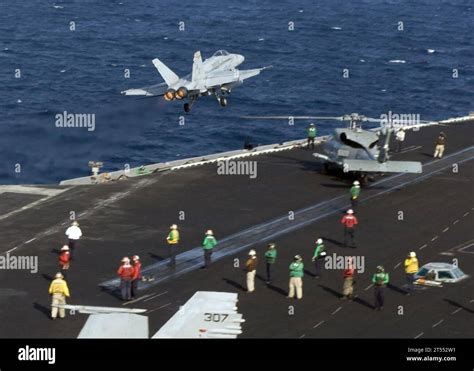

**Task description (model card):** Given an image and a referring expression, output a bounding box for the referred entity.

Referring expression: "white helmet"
[347,209,354,214]
[409,252,416,258]
[132,255,140,261]
[248,250,256,256]
[316,238,323,244]
[61,245,69,251]
[170,224,178,230]
[294,255,302,261]
[72,221,79,226]
[55,272,64,279]
[121,257,130,263]
[206,230,213,235]
[353,181,360,186]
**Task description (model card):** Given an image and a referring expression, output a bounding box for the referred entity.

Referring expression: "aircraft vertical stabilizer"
[152,291,245,338]
[192,51,205,90]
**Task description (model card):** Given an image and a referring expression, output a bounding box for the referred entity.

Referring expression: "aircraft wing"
[121,82,168,97]
[152,291,245,338]
[238,66,271,81]
[205,70,239,88]
[78,313,149,338]
[204,67,270,89]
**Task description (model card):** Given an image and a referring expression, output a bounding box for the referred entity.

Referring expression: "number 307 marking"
[204,313,229,322]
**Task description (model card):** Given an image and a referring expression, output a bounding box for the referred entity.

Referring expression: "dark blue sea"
[0,0,473,183]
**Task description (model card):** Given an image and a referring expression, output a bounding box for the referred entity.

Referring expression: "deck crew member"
[342,257,355,299]
[202,230,217,268]
[288,255,304,299]
[434,132,446,158]
[131,255,142,299]
[307,123,317,150]
[117,257,134,301]
[404,252,419,295]
[246,250,258,293]
[48,272,70,320]
[264,243,277,284]
[312,238,326,278]
[395,128,406,152]
[341,209,358,248]
[59,245,70,277]
[350,181,361,210]
[65,221,82,260]
[372,266,389,311]
[166,224,180,268]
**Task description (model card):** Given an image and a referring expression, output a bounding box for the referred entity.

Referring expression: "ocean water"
[0,0,473,183]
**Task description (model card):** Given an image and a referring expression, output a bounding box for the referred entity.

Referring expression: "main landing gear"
[219,96,227,107]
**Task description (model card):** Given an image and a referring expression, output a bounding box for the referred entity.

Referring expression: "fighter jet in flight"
[122,50,270,112]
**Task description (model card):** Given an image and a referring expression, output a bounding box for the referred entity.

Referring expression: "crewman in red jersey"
[342,257,356,299]
[117,257,134,301]
[341,209,358,248]
[59,245,71,276]
[131,255,142,299]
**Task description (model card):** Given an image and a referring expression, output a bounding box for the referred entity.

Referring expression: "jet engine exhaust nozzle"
[175,87,188,100]
[164,89,176,101]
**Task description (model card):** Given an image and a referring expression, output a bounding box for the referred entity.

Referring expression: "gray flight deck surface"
[0,121,473,338]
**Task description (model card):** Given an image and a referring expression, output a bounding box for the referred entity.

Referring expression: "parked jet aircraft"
[242,113,438,178]
[122,50,269,112]
[56,291,245,338]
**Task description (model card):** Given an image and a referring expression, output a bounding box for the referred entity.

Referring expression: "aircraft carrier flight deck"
[1,118,473,339]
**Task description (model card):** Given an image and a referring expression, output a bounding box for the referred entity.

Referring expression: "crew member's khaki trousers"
[51,293,66,318]
[247,270,256,292]
[434,144,445,158]
[289,277,303,299]
[343,277,354,297]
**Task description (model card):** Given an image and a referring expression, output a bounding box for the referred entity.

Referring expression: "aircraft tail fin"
[192,51,205,85]
[152,291,245,338]
[152,58,180,86]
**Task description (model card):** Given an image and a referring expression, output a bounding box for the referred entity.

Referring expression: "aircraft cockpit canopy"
[213,50,230,57]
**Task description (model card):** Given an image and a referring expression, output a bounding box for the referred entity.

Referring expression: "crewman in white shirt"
[65,221,82,260]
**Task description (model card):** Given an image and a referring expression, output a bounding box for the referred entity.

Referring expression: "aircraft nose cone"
[237,55,245,64]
